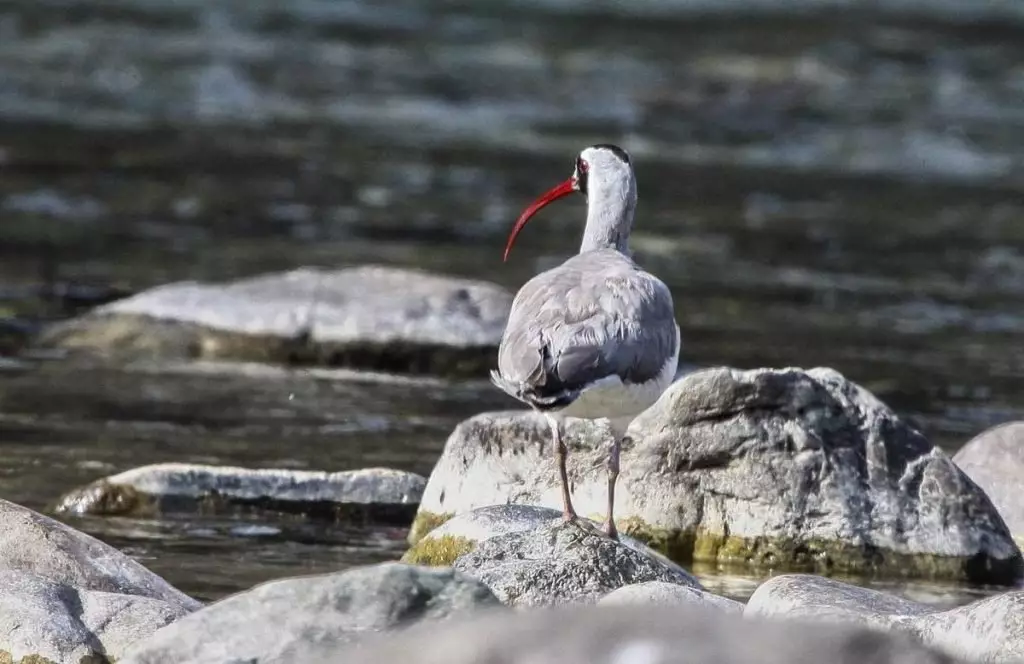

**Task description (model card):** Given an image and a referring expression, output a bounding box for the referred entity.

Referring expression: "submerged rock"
[0,571,192,664]
[37,266,513,376]
[451,518,702,608]
[745,574,1024,662]
[120,563,502,664]
[411,366,1022,583]
[54,462,425,524]
[338,601,957,664]
[599,580,744,613]
[953,421,1024,542]
[0,499,200,610]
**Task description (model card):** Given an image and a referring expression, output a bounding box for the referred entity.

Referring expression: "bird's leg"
[602,435,621,539]
[545,413,576,522]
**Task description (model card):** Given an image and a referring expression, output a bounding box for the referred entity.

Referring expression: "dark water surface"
[1,0,1023,605]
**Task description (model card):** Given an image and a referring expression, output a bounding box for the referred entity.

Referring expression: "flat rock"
[599,580,744,613]
[120,562,503,664]
[745,574,1024,662]
[953,421,1024,541]
[412,367,1022,583]
[37,266,513,376]
[54,462,425,524]
[337,602,959,664]
[0,499,200,611]
[0,570,192,664]
[403,504,697,583]
[451,518,703,608]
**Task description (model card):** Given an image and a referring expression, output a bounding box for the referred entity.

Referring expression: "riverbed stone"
[745,573,1024,662]
[338,601,958,664]
[953,421,1024,543]
[0,499,200,611]
[411,366,1022,583]
[54,462,425,524]
[0,570,192,664]
[119,562,502,664]
[599,580,744,613]
[450,518,703,607]
[36,266,513,376]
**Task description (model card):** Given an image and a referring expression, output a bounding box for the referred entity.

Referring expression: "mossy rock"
[401,535,476,566]
[0,653,111,664]
[409,510,1022,583]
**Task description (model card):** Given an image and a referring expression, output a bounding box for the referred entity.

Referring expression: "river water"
[0,0,1022,606]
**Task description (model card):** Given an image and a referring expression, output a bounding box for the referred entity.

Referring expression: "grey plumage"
[490,248,677,411]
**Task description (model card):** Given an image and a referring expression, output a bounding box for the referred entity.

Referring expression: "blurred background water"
[0,0,1022,605]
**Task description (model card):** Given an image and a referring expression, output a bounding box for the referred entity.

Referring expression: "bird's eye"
[576,158,589,174]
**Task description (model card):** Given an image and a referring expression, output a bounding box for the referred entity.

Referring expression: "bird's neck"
[579,184,636,255]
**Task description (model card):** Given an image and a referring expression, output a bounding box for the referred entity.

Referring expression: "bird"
[490,144,680,539]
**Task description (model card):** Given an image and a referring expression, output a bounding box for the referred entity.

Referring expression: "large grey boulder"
[0,499,199,610]
[337,602,959,664]
[120,562,503,664]
[599,580,743,613]
[745,574,1024,663]
[953,422,1024,542]
[0,571,192,664]
[451,518,702,607]
[411,367,1022,583]
[54,462,425,524]
[37,266,513,376]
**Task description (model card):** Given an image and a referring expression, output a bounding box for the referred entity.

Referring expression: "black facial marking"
[575,157,589,194]
[591,143,631,165]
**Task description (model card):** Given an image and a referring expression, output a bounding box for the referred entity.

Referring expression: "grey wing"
[491,259,677,410]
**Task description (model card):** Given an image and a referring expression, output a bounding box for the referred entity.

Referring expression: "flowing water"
[1,0,1023,606]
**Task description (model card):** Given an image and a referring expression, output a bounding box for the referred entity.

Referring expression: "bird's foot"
[602,520,618,540]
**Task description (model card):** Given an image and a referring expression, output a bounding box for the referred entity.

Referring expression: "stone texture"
[745,574,1024,663]
[0,571,192,664]
[120,562,502,664]
[337,602,959,664]
[54,462,425,524]
[953,421,1024,541]
[0,499,200,610]
[412,367,1022,583]
[451,518,702,607]
[599,580,743,613]
[403,504,695,582]
[37,266,513,376]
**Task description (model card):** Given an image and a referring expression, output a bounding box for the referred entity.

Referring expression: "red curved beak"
[503,178,576,262]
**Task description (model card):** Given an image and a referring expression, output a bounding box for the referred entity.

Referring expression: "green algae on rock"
[35,266,513,377]
[402,535,476,567]
[55,463,425,525]
[411,367,1024,584]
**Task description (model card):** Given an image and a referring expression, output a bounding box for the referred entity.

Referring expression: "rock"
[337,602,958,664]
[54,462,425,524]
[0,499,200,610]
[412,367,1022,583]
[451,518,703,608]
[36,266,513,376]
[120,562,503,664]
[599,580,743,613]
[403,504,696,582]
[745,574,1024,662]
[0,570,192,664]
[953,421,1024,542]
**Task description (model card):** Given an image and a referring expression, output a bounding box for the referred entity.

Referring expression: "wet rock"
[599,580,743,613]
[120,563,503,664]
[412,367,1022,583]
[403,504,696,583]
[338,602,958,664]
[54,462,425,525]
[37,266,513,376]
[0,570,192,664]
[451,518,702,608]
[0,499,200,610]
[953,421,1024,541]
[745,574,1024,662]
